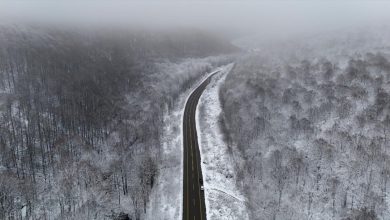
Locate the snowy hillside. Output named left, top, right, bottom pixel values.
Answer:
left=220, top=27, right=390, bottom=220
left=0, top=25, right=236, bottom=220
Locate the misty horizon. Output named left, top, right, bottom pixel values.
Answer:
left=1, top=1, right=390, bottom=38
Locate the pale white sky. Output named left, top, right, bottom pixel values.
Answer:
left=0, top=1, right=389, bottom=36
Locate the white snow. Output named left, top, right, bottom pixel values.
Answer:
left=196, top=63, right=250, bottom=220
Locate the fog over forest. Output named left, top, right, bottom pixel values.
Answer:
left=1, top=1, right=390, bottom=220
left=1, top=1, right=390, bottom=36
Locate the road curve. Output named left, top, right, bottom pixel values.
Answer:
left=183, top=71, right=219, bottom=220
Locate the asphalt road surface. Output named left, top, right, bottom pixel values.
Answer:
left=183, top=71, right=219, bottom=220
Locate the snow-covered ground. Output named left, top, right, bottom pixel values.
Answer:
left=145, top=65, right=232, bottom=220
left=196, top=63, right=249, bottom=220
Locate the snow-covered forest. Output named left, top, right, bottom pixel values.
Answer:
left=0, top=25, right=236, bottom=219
left=219, top=27, right=390, bottom=220
left=2, top=1, right=390, bottom=220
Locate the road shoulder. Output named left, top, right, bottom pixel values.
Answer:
left=196, top=63, right=250, bottom=220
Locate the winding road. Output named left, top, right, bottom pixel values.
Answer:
left=183, top=71, right=219, bottom=220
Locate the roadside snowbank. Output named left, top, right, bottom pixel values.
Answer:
left=196, top=63, right=249, bottom=220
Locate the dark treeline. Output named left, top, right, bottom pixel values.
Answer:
left=0, top=26, right=236, bottom=219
